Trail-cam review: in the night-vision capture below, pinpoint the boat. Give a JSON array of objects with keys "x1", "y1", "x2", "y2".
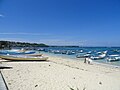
[
  {"x1": 25, "y1": 53, "x2": 42, "y2": 57},
  {"x1": 91, "y1": 53, "x2": 106, "y2": 60},
  {"x1": 90, "y1": 51, "x2": 107, "y2": 60},
  {"x1": 23, "y1": 50, "x2": 35, "y2": 54},
  {"x1": 0, "y1": 55, "x2": 48, "y2": 61},
  {"x1": 106, "y1": 55, "x2": 120, "y2": 62},
  {"x1": 53, "y1": 50, "x2": 61, "y2": 54},
  {"x1": 86, "y1": 51, "x2": 92, "y2": 54},
  {"x1": 90, "y1": 53, "x2": 106, "y2": 60},
  {"x1": 77, "y1": 50, "x2": 84, "y2": 53},
  {"x1": 37, "y1": 48, "x2": 45, "y2": 51},
  {"x1": 61, "y1": 50, "x2": 67, "y2": 54},
  {"x1": 0, "y1": 49, "x2": 35, "y2": 55},
  {"x1": 66, "y1": 50, "x2": 76, "y2": 55},
  {"x1": 76, "y1": 53, "x2": 90, "y2": 58}
]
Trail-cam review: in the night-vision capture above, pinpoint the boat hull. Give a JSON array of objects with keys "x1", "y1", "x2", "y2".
[{"x1": 0, "y1": 55, "x2": 48, "y2": 61}]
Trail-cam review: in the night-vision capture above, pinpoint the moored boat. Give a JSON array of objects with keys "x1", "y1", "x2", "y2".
[
  {"x1": 25, "y1": 53, "x2": 42, "y2": 57},
  {"x1": 66, "y1": 50, "x2": 76, "y2": 55},
  {"x1": 76, "y1": 53, "x2": 90, "y2": 58},
  {"x1": 106, "y1": 55, "x2": 120, "y2": 62},
  {"x1": 90, "y1": 51, "x2": 107, "y2": 60},
  {"x1": 0, "y1": 55, "x2": 48, "y2": 61},
  {"x1": 0, "y1": 49, "x2": 35, "y2": 55},
  {"x1": 90, "y1": 54, "x2": 106, "y2": 60},
  {"x1": 53, "y1": 50, "x2": 61, "y2": 54}
]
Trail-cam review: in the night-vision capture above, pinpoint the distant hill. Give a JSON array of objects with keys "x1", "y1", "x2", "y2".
[{"x1": 0, "y1": 41, "x2": 49, "y2": 49}]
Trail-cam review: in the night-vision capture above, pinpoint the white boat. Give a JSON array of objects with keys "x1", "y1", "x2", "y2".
[
  {"x1": 90, "y1": 51, "x2": 107, "y2": 60},
  {"x1": 61, "y1": 50, "x2": 67, "y2": 54},
  {"x1": 87, "y1": 51, "x2": 92, "y2": 54},
  {"x1": 0, "y1": 55, "x2": 48, "y2": 61},
  {"x1": 106, "y1": 55, "x2": 120, "y2": 62},
  {"x1": 66, "y1": 50, "x2": 76, "y2": 55},
  {"x1": 53, "y1": 50, "x2": 61, "y2": 54},
  {"x1": 0, "y1": 49, "x2": 35, "y2": 55},
  {"x1": 76, "y1": 53, "x2": 90, "y2": 58},
  {"x1": 90, "y1": 53, "x2": 106, "y2": 60}
]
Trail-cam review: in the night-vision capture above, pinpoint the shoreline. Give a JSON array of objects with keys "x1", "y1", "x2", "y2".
[
  {"x1": 1, "y1": 53, "x2": 120, "y2": 90},
  {"x1": 45, "y1": 53, "x2": 120, "y2": 73},
  {"x1": 43, "y1": 52, "x2": 120, "y2": 69}
]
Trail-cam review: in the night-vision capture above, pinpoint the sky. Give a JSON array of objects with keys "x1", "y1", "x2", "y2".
[{"x1": 0, "y1": 0, "x2": 120, "y2": 46}]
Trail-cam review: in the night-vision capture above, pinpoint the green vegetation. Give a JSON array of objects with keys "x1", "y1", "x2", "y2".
[{"x1": 0, "y1": 41, "x2": 48, "y2": 49}]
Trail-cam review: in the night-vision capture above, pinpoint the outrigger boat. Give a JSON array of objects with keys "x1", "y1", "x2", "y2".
[
  {"x1": 0, "y1": 55, "x2": 48, "y2": 61},
  {"x1": 0, "y1": 49, "x2": 35, "y2": 55},
  {"x1": 66, "y1": 50, "x2": 76, "y2": 55},
  {"x1": 76, "y1": 53, "x2": 90, "y2": 58},
  {"x1": 90, "y1": 53, "x2": 106, "y2": 60},
  {"x1": 25, "y1": 53, "x2": 42, "y2": 57},
  {"x1": 106, "y1": 55, "x2": 120, "y2": 62},
  {"x1": 90, "y1": 51, "x2": 107, "y2": 60}
]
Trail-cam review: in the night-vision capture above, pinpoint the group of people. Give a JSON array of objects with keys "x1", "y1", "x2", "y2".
[{"x1": 84, "y1": 57, "x2": 92, "y2": 64}]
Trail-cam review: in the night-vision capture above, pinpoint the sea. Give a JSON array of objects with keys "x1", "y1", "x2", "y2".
[
  {"x1": 40, "y1": 47, "x2": 120, "y2": 66},
  {"x1": 1, "y1": 47, "x2": 120, "y2": 66}
]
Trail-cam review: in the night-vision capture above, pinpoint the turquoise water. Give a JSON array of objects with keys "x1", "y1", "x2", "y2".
[
  {"x1": 41, "y1": 47, "x2": 120, "y2": 66},
  {"x1": 1, "y1": 47, "x2": 120, "y2": 66}
]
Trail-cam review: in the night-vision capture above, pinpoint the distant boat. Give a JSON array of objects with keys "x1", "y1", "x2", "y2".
[
  {"x1": 77, "y1": 50, "x2": 84, "y2": 53},
  {"x1": 76, "y1": 53, "x2": 90, "y2": 58},
  {"x1": 106, "y1": 55, "x2": 120, "y2": 62},
  {"x1": 25, "y1": 53, "x2": 42, "y2": 57},
  {"x1": 53, "y1": 50, "x2": 61, "y2": 54},
  {"x1": 90, "y1": 51, "x2": 107, "y2": 60},
  {"x1": 0, "y1": 49, "x2": 35, "y2": 55},
  {"x1": 66, "y1": 50, "x2": 76, "y2": 55},
  {"x1": 61, "y1": 50, "x2": 67, "y2": 54},
  {"x1": 37, "y1": 48, "x2": 45, "y2": 51},
  {"x1": 86, "y1": 51, "x2": 92, "y2": 54},
  {"x1": 0, "y1": 55, "x2": 48, "y2": 61}
]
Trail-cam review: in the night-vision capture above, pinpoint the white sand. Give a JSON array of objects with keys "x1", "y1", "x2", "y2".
[{"x1": 1, "y1": 54, "x2": 120, "y2": 90}]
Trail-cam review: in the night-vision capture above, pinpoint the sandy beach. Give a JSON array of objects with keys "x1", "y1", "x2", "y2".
[{"x1": 1, "y1": 54, "x2": 120, "y2": 90}]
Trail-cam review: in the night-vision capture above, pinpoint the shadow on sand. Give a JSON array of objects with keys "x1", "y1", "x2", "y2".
[
  {"x1": 0, "y1": 66, "x2": 13, "y2": 69},
  {"x1": 1, "y1": 60, "x2": 50, "y2": 62}
]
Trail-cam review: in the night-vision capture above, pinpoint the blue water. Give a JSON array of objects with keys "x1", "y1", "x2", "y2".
[
  {"x1": 40, "y1": 47, "x2": 120, "y2": 66},
  {"x1": 1, "y1": 47, "x2": 120, "y2": 66},
  {"x1": 0, "y1": 50, "x2": 35, "y2": 55}
]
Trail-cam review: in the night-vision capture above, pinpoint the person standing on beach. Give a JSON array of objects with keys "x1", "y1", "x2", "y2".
[
  {"x1": 87, "y1": 58, "x2": 92, "y2": 64},
  {"x1": 88, "y1": 58, "x2": 90, "y2": 64},
  {"x1": 84, "y1": 58, "x2": 87, "y2": 63},
  {"x1": 85, "y1": 57, "x2": 92, "y2": 64}
]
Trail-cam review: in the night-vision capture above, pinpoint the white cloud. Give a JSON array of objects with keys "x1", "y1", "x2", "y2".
[{"x1": 0, "y1": 14, "x2": 4, "y2": 17}]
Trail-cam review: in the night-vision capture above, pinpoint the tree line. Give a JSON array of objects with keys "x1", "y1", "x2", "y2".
[{"x1": 0, "y1": 41, "x2": 49, "y2": 49}]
